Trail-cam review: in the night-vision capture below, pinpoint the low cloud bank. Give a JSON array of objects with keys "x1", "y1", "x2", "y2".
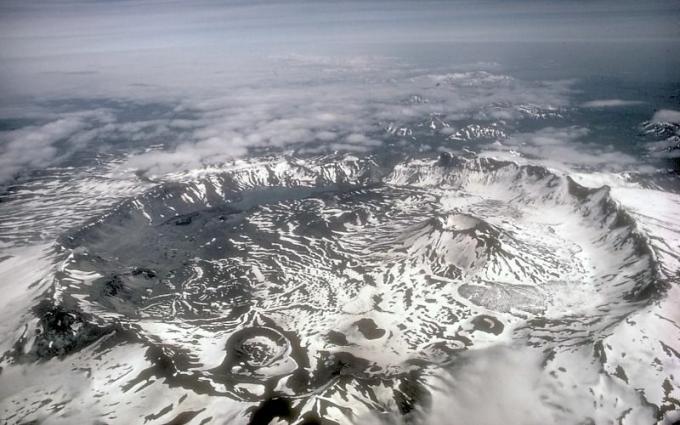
[
  {"x1": 0, "y1": 111, "x2": 113, "y2": 181},
  {"x1": 581, "y1": 99, "x2": 644, "y2": 108},
  {"x1": 493, "y1": 126, "x2": 638, "y2": 170},
  {"x1": 1, "y1": 60, "x2": 578, "y2": 180},
  {"x1": 652, "y1": 109, "x2": 680, "y2": 124}
]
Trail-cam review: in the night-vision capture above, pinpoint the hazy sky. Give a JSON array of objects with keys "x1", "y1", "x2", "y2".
[
  {"x1": 1, "y1": 0, "x2": 679, "y2": 57},
  {"x1": 1, "y1": 0, "x2": 678, "y2": 98}
]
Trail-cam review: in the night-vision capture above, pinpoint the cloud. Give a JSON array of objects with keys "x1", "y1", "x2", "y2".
[
  {"x1": 122, "y1": 136, "x2": 250, "y2": 177},
  {"x1": 652, "y1": 109, "x2": 680, "y2": 124},
  {"x1": 0, "y1": 106, "x2": 199, "y2": 181},
  {"x1": 424, "y1": 346, "x2": 554, "y2": 425},
  {"x1": 5, "y1": 51, "x2": 654, "y2": 181},
  {"x1": 496, "y1": 126, "x2": 637, "y2": 170},
  {"x1": 363, "y1": 345, "x2": 556, "y2": 425},
  {"x1": 96, "y1": 64, "x2": 572, "y2": 177},
  {"x1": 581, "y1": 99, "x2": 644, "y2": 108},
  {"x1": 1, "y1": 0, "x2": 677, "y2": 65},
  {"x1": 0, "y1": 117, "x2": 88, "y2": 181},
  {"x1": 515, "y1": 126, "x2": 589, "y2": 146}
]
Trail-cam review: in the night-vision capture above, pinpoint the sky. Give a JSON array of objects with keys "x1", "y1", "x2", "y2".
[
  {"x1": 1, "y1": 0, "x2": 679, "y2": 56},
  {"x1": 0, "y1": 0, "x2": 678, "y2": 101},
  {"x1": 1, "y1": 0, "x2": 678, "y2": 90}
]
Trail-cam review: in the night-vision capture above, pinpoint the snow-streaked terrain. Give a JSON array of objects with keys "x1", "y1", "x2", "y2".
[{"x1": 1, "y1": 150, "x2": 678, "y2": 424}]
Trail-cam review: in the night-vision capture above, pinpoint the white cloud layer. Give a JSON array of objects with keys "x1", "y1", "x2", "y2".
[
  {"x1": 581, "y1": 99, "x2": 644, "y2": 108},
  {"x1": 119, "y1": 68, "x2": 573, "y2": 176},
  {"x1": 652, "y1": 109, "x2": 680, "y2": 124},
  {"x1": 0, "y1": 112, "x2": 112, "y2": 181},
  {"x1": 493, "y1": 126, "x2": 638, "y2": 170},
  {"x1": 1, "y1": 56, "x2": 656, "y2": 180}
]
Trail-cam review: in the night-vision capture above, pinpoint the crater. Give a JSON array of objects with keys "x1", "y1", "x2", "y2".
[
  {"x1": 52, "y1": 154, "x2": 661, "y2": 420},
  {"x1": 221, "y1": 327, "x2": 297, "y2": 379}
]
